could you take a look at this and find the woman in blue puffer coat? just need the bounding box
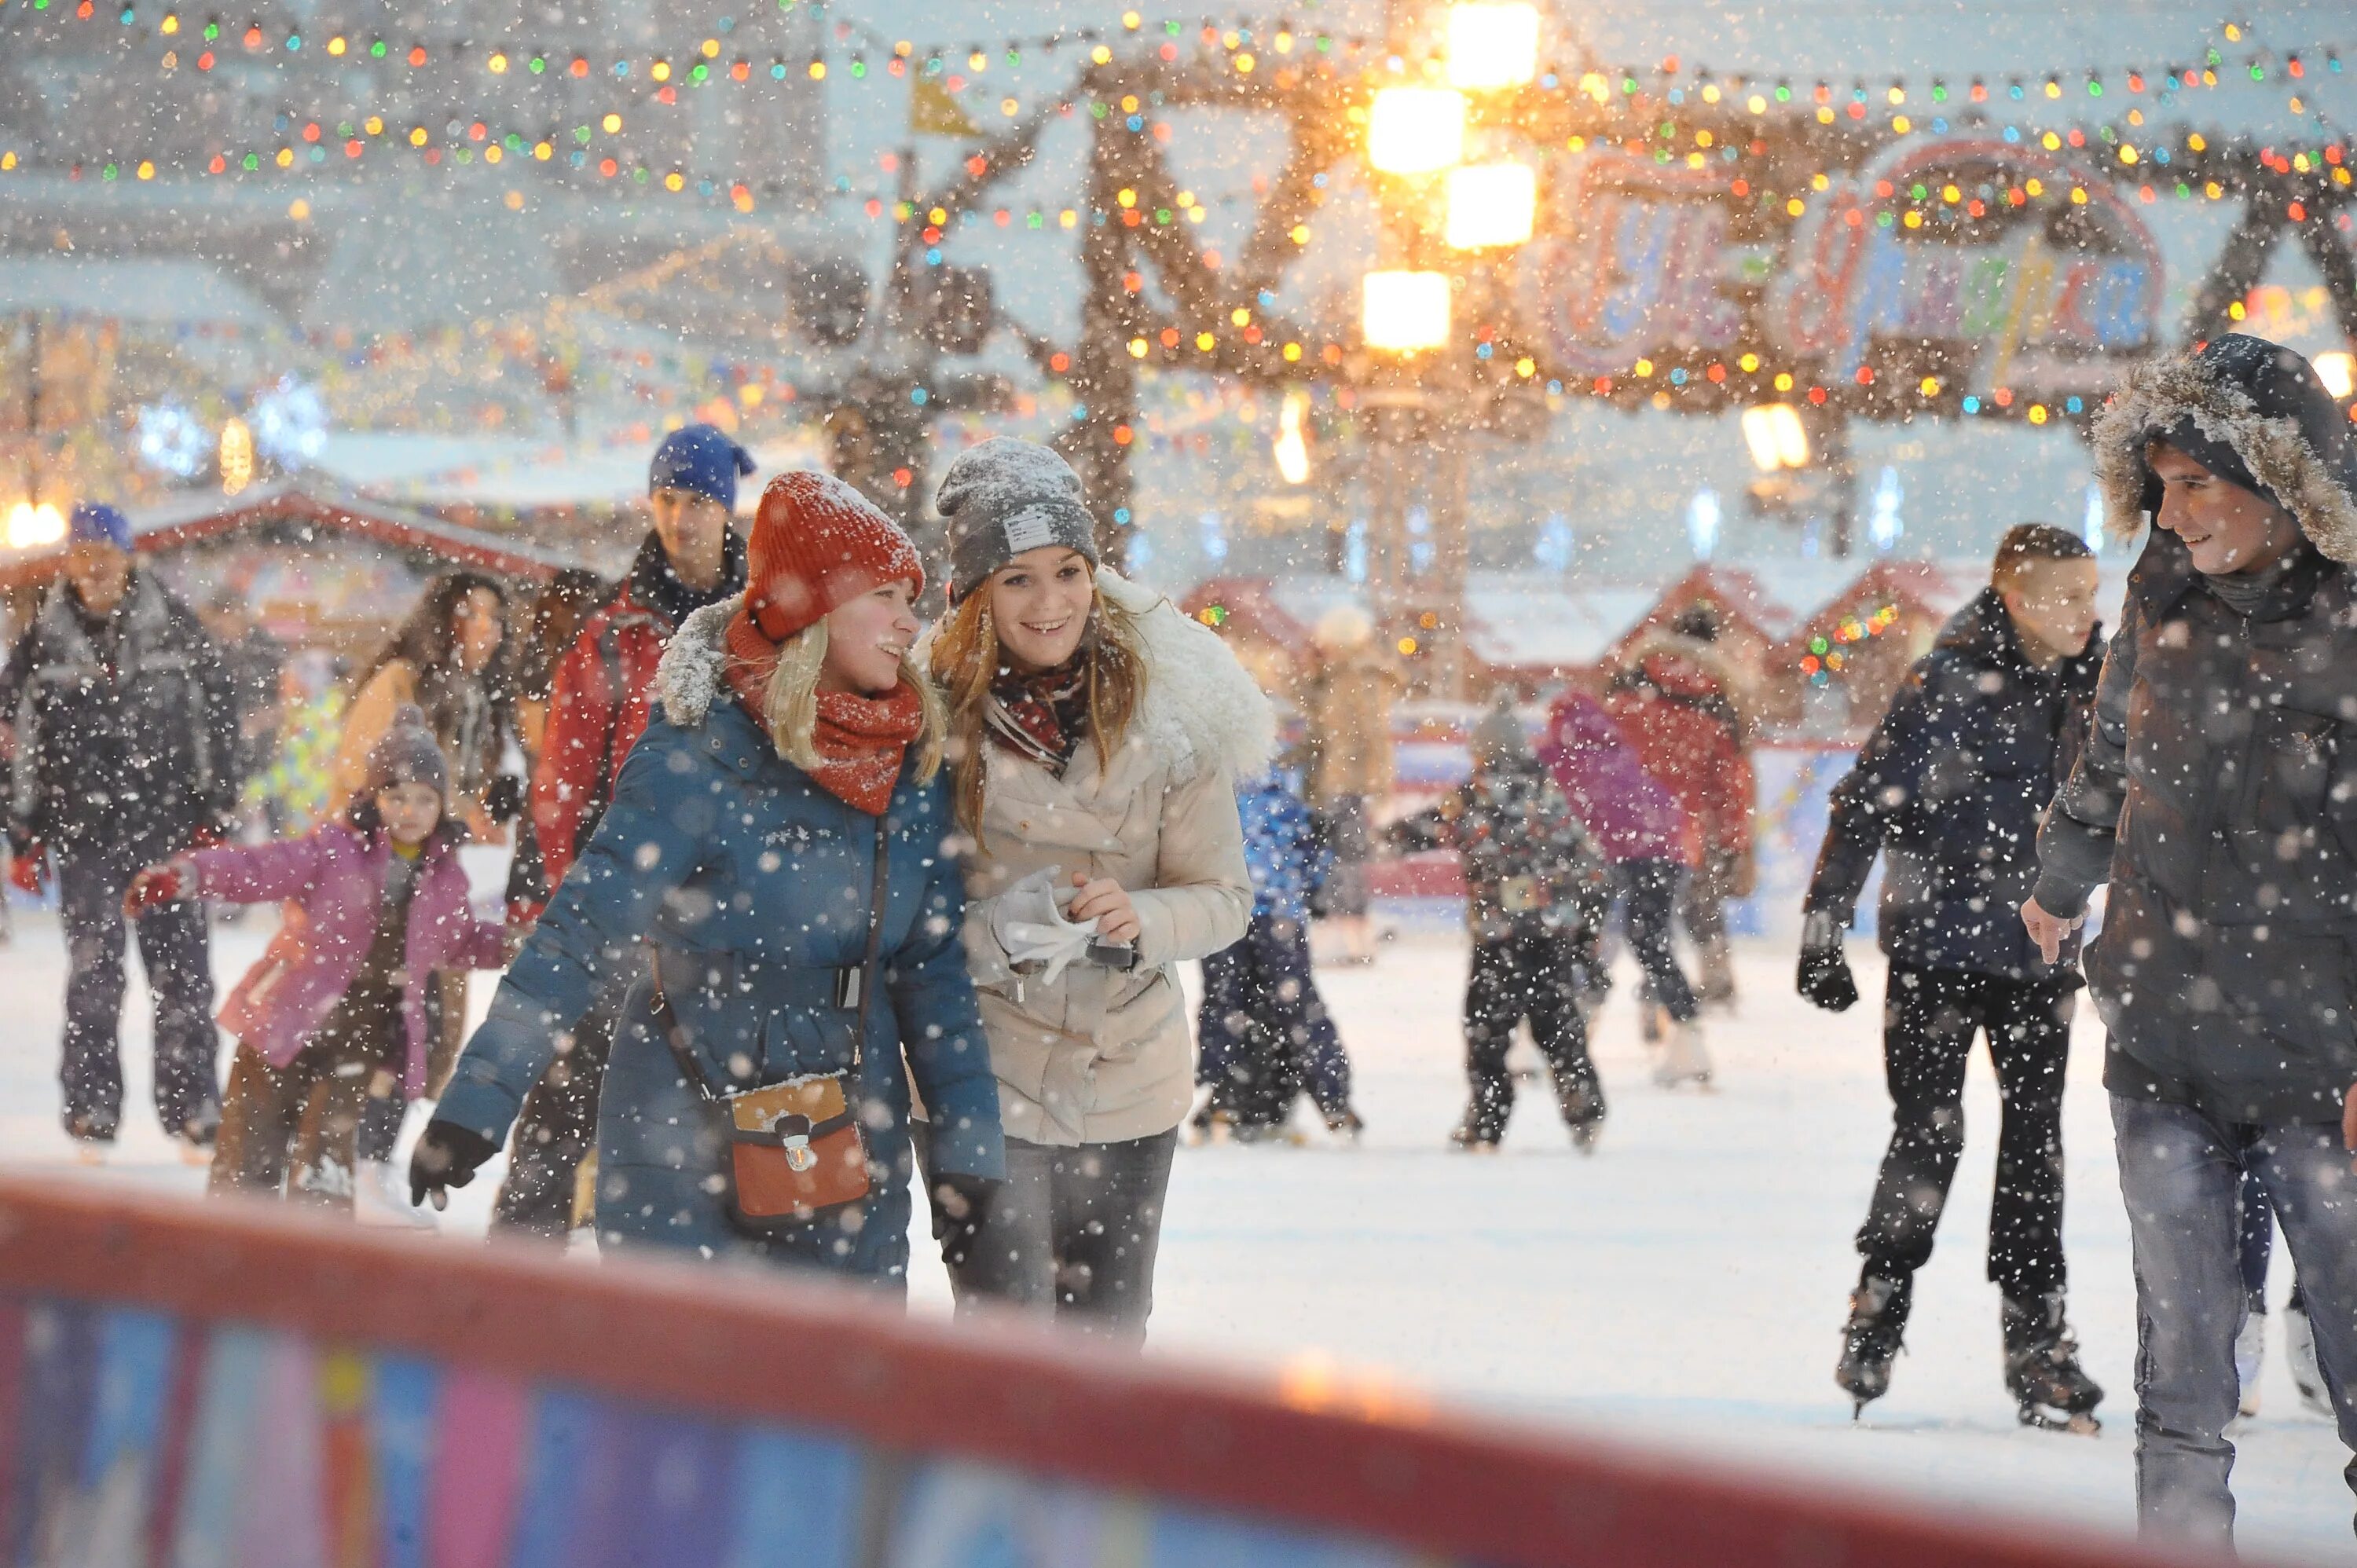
[410,473,1005,1284]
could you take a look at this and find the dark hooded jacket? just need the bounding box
[2,569,239,864]
[1809,588,2103,981]
[1391,757,1611,946]
[2034,334,2357,1123]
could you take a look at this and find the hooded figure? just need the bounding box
[2030,333,2357,1548]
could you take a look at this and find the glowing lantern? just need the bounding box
[4,500,64,549]
[1274,390,1311,484]
[218,417,254,495]
[1444,4,1539,90]
[1740,404,1812,471]
[1367,88,1465,174]
[1444,162,1536,247]
[1362,271,1451,352]
[2315,351,2355,400]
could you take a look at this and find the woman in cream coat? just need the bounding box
[924,437,1270,1340]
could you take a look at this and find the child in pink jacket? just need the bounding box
[126,706,507,1219]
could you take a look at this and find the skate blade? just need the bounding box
[2019,1407,2101,1436]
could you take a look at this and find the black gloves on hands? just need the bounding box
[929,1171,1002,1269]
[408,1120,499,1209]
[482,773,525,826]
[1797,910,1860,1013]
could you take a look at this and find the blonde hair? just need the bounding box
[929,577,1145,838]
[751,617,945,783]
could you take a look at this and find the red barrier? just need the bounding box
[0,1174,2219,1568]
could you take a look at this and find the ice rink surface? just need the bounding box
[0,910,2344,1562]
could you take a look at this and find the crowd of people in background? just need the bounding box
[1,337,2352,1553]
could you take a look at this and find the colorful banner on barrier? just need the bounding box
[0,1295,1431,1568]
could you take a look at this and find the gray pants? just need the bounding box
[2112,1094,2357,1548]
[935,1130,1176,1344]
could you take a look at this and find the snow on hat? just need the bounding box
[740,471,924,644]
[364,704,449,796]
[68,501,132,551]
[935,437,1099,603]
[2092,333,2357,563]
[649,423,758,514]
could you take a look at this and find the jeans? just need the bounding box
[57,849,219,1141]
[1197,914,1351,1126]
[2111,1094,2357,1548]
[1462,927,1603,1142]
[1857,968,2074,1300]
[932,1131,1177,1344]
[1615,858,1698,1024]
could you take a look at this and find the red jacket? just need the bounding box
[1603,634,1755,860]
[530,531,745,897]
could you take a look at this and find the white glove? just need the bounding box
[989,867,1100,985]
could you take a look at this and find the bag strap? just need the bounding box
[849,813,889,1074]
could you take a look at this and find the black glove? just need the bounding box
[1797,911,1860,1013]
[408,1120,499,1209]
[929,1171,1003,1269]
[482,773,524,826]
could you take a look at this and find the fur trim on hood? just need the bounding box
[910,568,1277,786]
[2091,342,2357,563]
[664,573,1279,786]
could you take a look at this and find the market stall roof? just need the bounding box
[0,482,580,593]
[0,255,282,331]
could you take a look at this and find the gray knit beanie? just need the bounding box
[365,704,449,797]
[936,437,1100,603]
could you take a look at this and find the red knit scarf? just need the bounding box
[724,611,922,815]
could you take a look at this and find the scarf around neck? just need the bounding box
[723,610,922,815]
[987,661,1090,775]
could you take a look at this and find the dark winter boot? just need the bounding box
[1837,1274,1911,1416]
[2003,1292,2103,1434]
[1554,1070,1604,1156]
[1449,1103,1504,1152]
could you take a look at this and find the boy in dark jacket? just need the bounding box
[1801,524,2106,1430]
[1394,700,1611,1151]
[1195,766,1358,1141]
[2025,335,2357,1548]
[2,504,239,1154]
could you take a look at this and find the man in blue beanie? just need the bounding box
[468,423,752,1237]
[2,498,238,1156]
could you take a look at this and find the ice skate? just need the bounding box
[1837,1275,1908,1416]
[1188,1101,1236,1146]
[2234,1310,2265,1420]
[1448,1107,1501,1153]
[2003,1293,2103,1434]
[2286,1296,2333,1417]
[1555,1075,1604,1156]
[1697,934,1737,1010]
[1652,1022,1713,1089]
[1323,1107,1364,1145]
[354,1160,434,1230]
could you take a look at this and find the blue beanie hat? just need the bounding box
[68,502,132,551]
[649,424,757,513]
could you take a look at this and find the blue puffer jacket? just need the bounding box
[437,599,1004,1283]
[1237,770,1326,926]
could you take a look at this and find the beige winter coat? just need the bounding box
[950,570,1274,1147]
[1303,642,1405,804]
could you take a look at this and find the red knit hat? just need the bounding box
[742,471,925,643]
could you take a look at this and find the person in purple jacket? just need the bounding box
[123,705,508,1222]
[1538,687,1713,1087]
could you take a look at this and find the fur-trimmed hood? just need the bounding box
[659,570,1278,786]
[2091,333,2357,563]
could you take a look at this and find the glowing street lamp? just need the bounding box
[1444,3,1540,90]
[4,500,65,550]
[1444,162,1536,248]
[1362,270,1452,352]
[1741,404,1813,471]
[2315,350,2355,400]
[1274,390,1312,483]
[1367,87,1465,174]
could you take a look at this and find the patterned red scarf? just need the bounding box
[724,610,922,815]
[987,663,1090,775]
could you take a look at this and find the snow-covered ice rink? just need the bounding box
[2,910,2346,1561]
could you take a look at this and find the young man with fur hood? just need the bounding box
[921,437,1269,1343]
[2023,334,2357,1547]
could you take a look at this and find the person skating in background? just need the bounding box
[1393,695,1611,1152]
[504,566,610,918]
[2022,334,2357,1548]
[922,436,1265,1342]
[1605,604,1756,1008]
[1195,761,1359,1144]
[129,705,508,1221]
[197,588,289,839]
[1538,685,1712,1087]
[1,502,238,1156]
[493,424,751,1241]
[1300,606,1404,965]
[2232,1180,2331,1421]
[412,472,1004,1282]
[1798,523,2107,1432]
